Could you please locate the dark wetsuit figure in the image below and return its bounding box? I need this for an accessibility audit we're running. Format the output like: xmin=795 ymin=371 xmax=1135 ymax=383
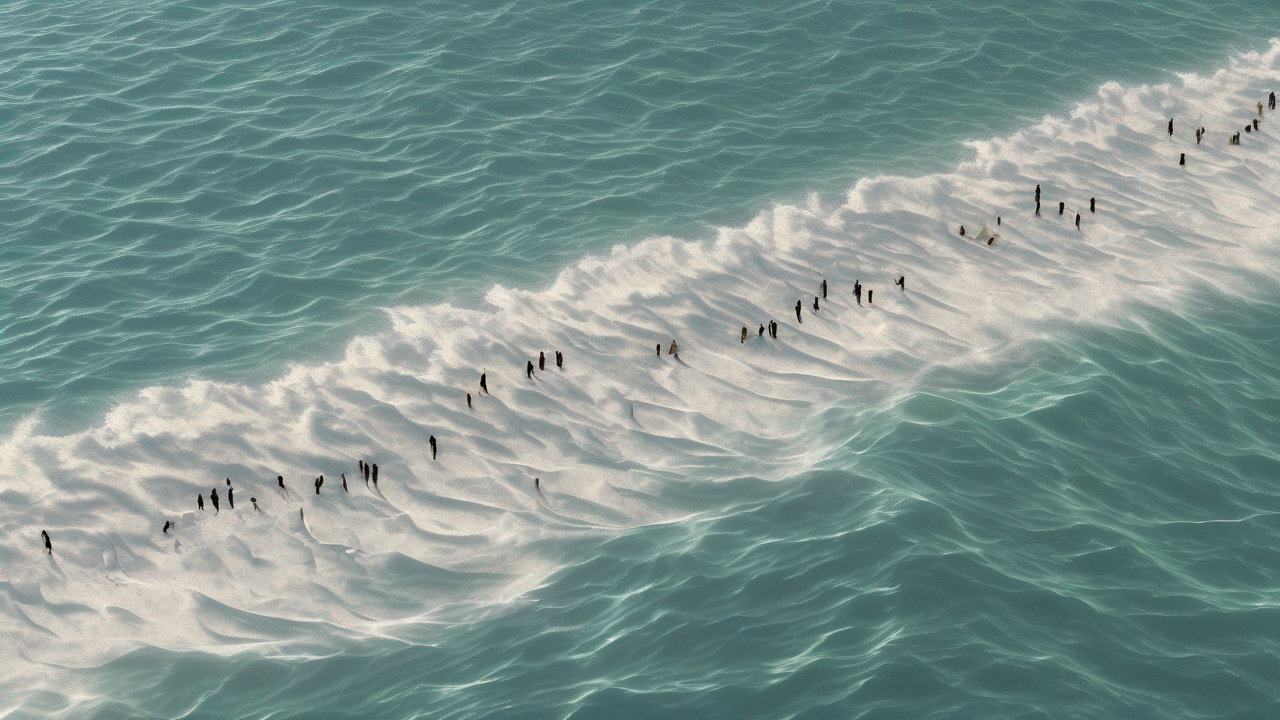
xmin=315 ymin=476 xmax=323 ymax=494
xmin=1035 ymin=184 xmax=1041 ymax=215
xmin=372 ymin=464 xmax=379 ymax=485
xmin=251 ymin=497 xmax=259 ymax=511
xmin=1179 ymin=153 xmax=1185 ymax=166
xmin=854 ymin=281 xmax=862 ymax=305
xmin=821 ymin=280 xmax=828 ymax=299
xmin=342 ymin=473 xmax=348 ymax=492
xmin=198 ymin=493 xmax=205 ymax=511
xmin=997 ymin=216 xmax=1001 ymax=225
xmin=795 ymin=301 xmax=802 ymax=323
xmin=534 ymin=477 xmax=540 ymax=491
xmin=657 ymin=343 xmax=662 ymax=357
xmin=1059 ymin=201 xmax=1065 ymax=215
xmin=228 ymin=487 xmax=234 ymax=509
xmin=1271 ymin=92 xmax=1276 ymax=110
xmin=527 ymin=360 xmax=535 ymax=379
xmin=896 ymin=276 xmax=905 ymax=291
xmin=211 ymin=489 xmax=219 ymax=512
xmin=758 ymin=324 xmax=764 ymax=337
xmin=539 ymin=352 xmax=546 ymax=371
xmin=467 ymin=392 xmax=473 ymax=409
xmin=771 ymin=321 xmax=778 ymax=339
xmin=41 ymin=530 xmax=51 ymax=555
xmin=430 ymin=435 xmax=437 ymax=460
xmin=163 ymin=521 xmax=171 ymax=534
xmin=480 ymin=372 xmax=489 ymax=395
xmin=556 ymin=351 xmax=563 ymax=369
xmin=813 ymin=297 xmax=819 ymax=312
xmin=868 ymin=289 xmax=873 ymax=304
xmin=959 ymin=226 xmax=965 ymax=236
xmin=364 ymin=464 xmax=370 ymax=485
xmin=278 ymin=475 xmax=285 ymax=489
xmin=1090 ymin=197 xmax=1095 ymax=213
xmin=1253 ymin=119 xmax=1259 ymax=131
xmin=1168 ymin=118 xmax=1174 ymax=136
xmin=1075 ymin=213 xmax=1081 ymax=229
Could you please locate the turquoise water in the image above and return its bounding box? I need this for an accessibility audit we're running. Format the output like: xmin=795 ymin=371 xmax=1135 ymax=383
xmin=4 ymin=1 xmax=1280 ymax=718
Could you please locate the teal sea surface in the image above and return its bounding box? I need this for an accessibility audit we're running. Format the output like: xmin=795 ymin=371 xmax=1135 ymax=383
xmin=4 ymin=1 xmax=1280 ymax=718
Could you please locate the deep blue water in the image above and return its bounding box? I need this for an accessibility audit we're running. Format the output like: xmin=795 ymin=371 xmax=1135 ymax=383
xmin=3 ymin=2 xmax=1280 ymax=719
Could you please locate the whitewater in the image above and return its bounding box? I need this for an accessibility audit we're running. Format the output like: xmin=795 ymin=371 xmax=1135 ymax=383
xmin=3 ymin=37 xmax=1280 ymax=716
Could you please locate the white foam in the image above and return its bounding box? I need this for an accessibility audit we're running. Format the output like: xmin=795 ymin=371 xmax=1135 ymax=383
xmin=2 ymin=39 xmax=1280 ymax=702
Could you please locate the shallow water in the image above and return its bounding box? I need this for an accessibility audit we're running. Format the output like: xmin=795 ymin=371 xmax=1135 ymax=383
xmin=4 ymin=1 xmax=1280 ymax=718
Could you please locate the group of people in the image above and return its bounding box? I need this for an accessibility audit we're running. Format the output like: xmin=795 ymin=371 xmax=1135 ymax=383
xmin=37 ymin=91 xmax=1277 ymax=558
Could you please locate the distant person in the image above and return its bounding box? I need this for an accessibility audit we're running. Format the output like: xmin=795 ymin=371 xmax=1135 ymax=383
xmin=795 ymin=300 xmax=802 ymax=323
xmin=758 ymin=324 xmax=764 ymax=337
xmin=251 ymin=497 xmax=259 ymax=511
xmin=342 ymin=473 xmax=348 ymax=492
xmin=211 ymin=488 xmax=219 ymax=513
xmin=534 ymin=477 xmax=540 ymax=491
xmin=527 ymin=360 xmax=535 ymax=379
xmin=467 ymin=392 xmax=472 ymax=409
xmin=656 ymin=343 xmax=662 ymax=357
xmin=226 ymin=478 xmax=232 ymax=487
xmin=812 ymin=297 xmax=819 ymax=312
xmin=867 ymin=289 xmax=873 ymax=304
xmin=358 ymin=460 xmax=363 ymax=476
xmin=228 ymin=486 xmax=234 ymax=509
xmin=1196 ymin=128 xmax=1202 ymax=144
xmin=1036 ymin=200 xmax=1040 ymax=215
xmin=556 ymin=351 xmax=563 ymax=370
xmin=770 ymin=320 xmax=778 ymax=339
xmin=430 ymin=435 xmax=437 ymax=460
xmin=854 ymin=280 xmax=862 ymax=305
xmin=480 ymin=372 xmax=489 ymax=395
xmin=740 ymin=326 xmax=748 ymax=344
xmin=821 ymin=279 xmax=828 ymax=299
xmin=539 ymin=352 xmax=546 ymax=371
xmin=959 ymin=226 xmax=965 ymax=236
xmin=41 ymin=530 xmax=51 ymax=555
xmin=997 ymin=216 xmax=1001 ymax=225
xmin=1253 ymin=119 xmax=1259 ymax=131
xmin=1246 ymin=125 xmax=1252 ymax=133
xmin=1259 ymin=102 xmax=1265 ymax=117
xmin=163 ymin=521 xmax=171 ymax=534
xmin=896 ymin=276 xmax=905 ymax=291
xmin=1075 ymin=212 xmax=1081 ymax=229
xmin=1058 ymin=201 xmax=1064 ymax=215
xmin=1270 ymin=91 xmax=1276 ymax=110
xmin=364 ymin=463 xmax=370 ymax=485
xmin=669 ymin=340 xmax=678 ymax=356
xmin=1035 ymin=184 xmax=1040 ymax=202
xmin=278 ymin=475 xmax=285 ymax=489
xmin=373 ymin=463 xmax=379 ymax=485
xmin=1168 ymin=118 xmax=1173 ymax=136
xmin=314 ymin=475 xmax=323 ymax=494
xmin=1179 ymin=152 xmax=1185 ymax=166
xmin=1090 ymin=197 xmax=1095 ymax=213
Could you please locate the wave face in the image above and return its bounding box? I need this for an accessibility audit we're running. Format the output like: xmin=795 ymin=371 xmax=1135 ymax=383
xmin=4 ymin=0 xmax=1280 ymax=431
xmin=5 ymin=1 xmax=1280 ymax=717
xmin=4 ymin=35 xmax=1280 ymax=717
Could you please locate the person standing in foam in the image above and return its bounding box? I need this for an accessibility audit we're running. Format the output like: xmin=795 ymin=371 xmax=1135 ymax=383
xmin=278 ymin=475 xmax=286 ymax=490
xmin=314 ymin=475 xmax=323 ymax=494
xmin=854 ymin=280 xmax=862 ymax=305
xmin=1035 ymin=184 xmax=1041 ymax=215
xmin=669 ymin=340 xmax=678 ymax=357
xmin=198 ymin=493 xmax=204 ymax=511
xmin=1076 ymin=212 xmax=1081 ymax=229
xmin=527 ymin=360 xmax=535 ymax=379
xmin=210 ymin=488 xmax=219 ymax=513
xmin=430 ymin=435 xmax=437 ymax=460
xmin=758 ymin=324 xmax=764 ymax=337
xmin=896 ymin=276 xmax=905 ymax=291
xmin=41 ymin=530 xmax=51 ymax=555
xmin=539 ymin=352 xmax=546 ymax=371
xmin=480 ymin=371 xmax=489 ymax=395
xmin=228 ymin=485 xmax=234 ymax=509
xmin=812 ymin=297 xmax=819 ymax=312
xmin=163 ymin=521 xmax=171 ymax=534
xmin=1168 ymin=118 xmax=1173 ymax=136
xmin=372 ymin=463 xmax=379 ymax=486
xmin=467 ymin=392 xmax=473 ymax=409
xmin=342 ymin=473 xmax=348 ymax=492
xmin=364 ymin=463 xmax=370 ymax=486
xmin=821 ymin=279 xmax=827 ymax=299
xmin=1271 ymin=92 xmax=1276 ymax=111
xmin=740 ymin=327 xmax=747 ymax=344
xmin=556 ymin=351 xmax=563 ymax=370
xmin=868 ymin=289 xmax=873 ymax=305
xmin=656 ymin=343 xmax=662 ymax=357
xmin=795 ymin=300 xmax=802 ymax=323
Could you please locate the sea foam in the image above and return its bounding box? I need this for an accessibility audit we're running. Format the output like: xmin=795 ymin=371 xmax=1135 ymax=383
xmin=2 ymin=38 xmax=1279 ymax=706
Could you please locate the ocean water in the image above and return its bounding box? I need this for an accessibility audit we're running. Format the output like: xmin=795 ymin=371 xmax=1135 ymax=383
xmin=4 ymin=1 xmax=1280 ymax=718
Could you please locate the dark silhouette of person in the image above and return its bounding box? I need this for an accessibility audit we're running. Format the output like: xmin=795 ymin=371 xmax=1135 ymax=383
xmin=480 ymin=372 xmax=489 ymax=395
xmin=1075 ymin=213 xmax=1081 ymax=229
xmin=278 ymin=475 xmax=285 ymax=489
xmin=669 ymin=340 xmax=678 ymax=357
xmin=758 ymin=324 xmax=764 ymax=337
xmin=251 ymin=497 xmax=259 ymax=511
xmin=556 ymin=351 xmax=563 ymax=370
xmin=854 ymin=280 xmax=862 ymax=305
xmin=226 ymin=478 xmax=231 ymax=487
xmin=1035 ymin=184 xmax=1040 ymax=202
xmin=364 ymin=463 xmax=370 ymax=485
xmin=315 ymin=475 xmax=323 ymax=494
xmin=358 ymin=460 xmax=363 ymax=475
xmin=467 ymin=392 xmax=473 ymax=409
xmin=1179 ymin=153 xmax=1185 ymax=166
xmin=534 ymin=477 xmax=540 ymax=491
xmin=656 ymin=343 xmax=662 ymax=357
xmin=1246 ymin=125 xmax=1252 ymax=133
xmin=896 ymin=276 xmax=905 ymax=290
xmin=1271 ymin=92 xmax=1276 ymax=110
xmin=1168 ymin=118 xmax=1173 ymax=136
xmin=1036 ymin=200 xmax=1040 ymax=215
xmin=1059 ymin=201 xmax=1065 ymax=215
xmin=527 ymin=360 xmax=535 ymax=379
xmin=539 ymin=352 xmax=546 ymax=371
xmin=1253 ymin=119 xmax=1259 ymax=131
xmin=211 ymin=488 xmax=219 ymax=513
xmin=771 ymin=321 xmax=778 ymax=338
xmin=163 ymin=521 xmax=171 ymax=534
xmin=198 ymin=493 xmax=204 ymax=511
xmin=41 ymin=530 xmax=51 ymax=555
xmin=812 ymin=297 xmax=819 ymax=312
xmin=430 ymin=435 xmax=437 ymax=460
xmin=959 ymin=226 xmax=965 ymax=236
xmin=997 ymin=216 xmax=1001 ymax=225
xmin=740 ymin=326 xmax=747 ymax=344
xmin=821 ymin=279 xmax=827 ymax=299
xmin=1090 ymin=197 xmax=1095 ymax=213
xmin=373 ymin=464 xmax=379 ymax=485
xmin=228 ymin=486 xmax=234 ymax=509
xmin=795 ymin=300 xmax=802 ymax=323
xmin=342 ymin=473 xmax=348 ymax=492
xmin=868 ymin=289 xmax=873 ymax=304
xmin=1196 ymin=128 xmax=1202 ymax=144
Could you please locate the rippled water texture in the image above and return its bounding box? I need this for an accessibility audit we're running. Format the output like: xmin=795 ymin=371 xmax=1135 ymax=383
xmin=3 ymin=0 xmax=1280 ymax=430
xmin=5 ymin=2 xmax=1280 ymax=719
